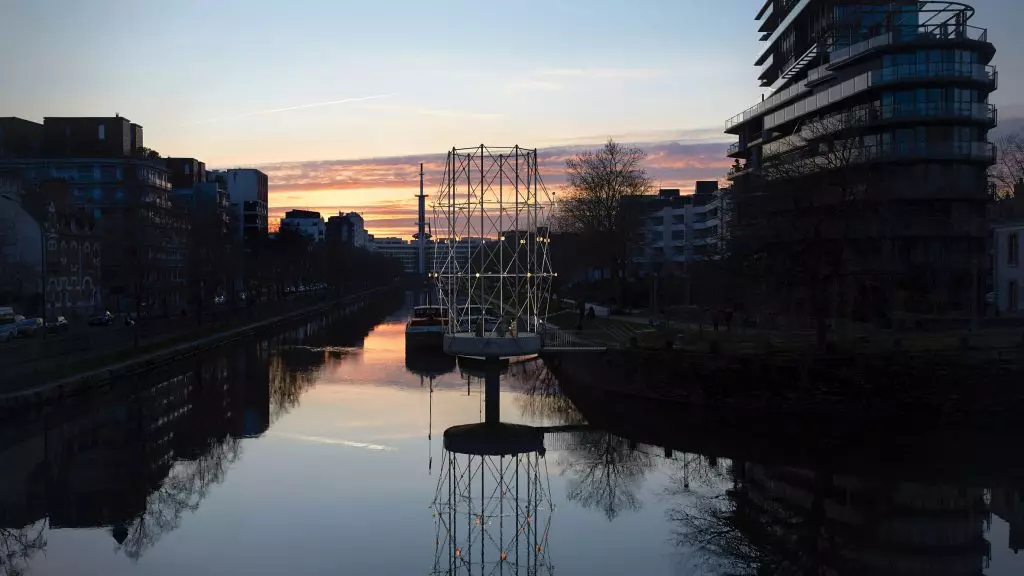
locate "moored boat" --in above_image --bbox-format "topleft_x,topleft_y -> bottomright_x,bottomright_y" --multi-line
405,305 -> 448,350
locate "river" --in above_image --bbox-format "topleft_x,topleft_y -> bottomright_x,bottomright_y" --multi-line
2,290 -> 1024,575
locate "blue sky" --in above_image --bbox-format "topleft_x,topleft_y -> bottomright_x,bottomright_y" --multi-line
2,0 -> 1022,234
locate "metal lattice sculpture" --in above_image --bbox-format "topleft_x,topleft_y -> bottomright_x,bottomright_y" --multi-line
431,145 -> 555,358
432,446 -> 553,576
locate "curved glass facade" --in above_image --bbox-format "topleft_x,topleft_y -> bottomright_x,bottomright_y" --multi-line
727,0 -> 998,316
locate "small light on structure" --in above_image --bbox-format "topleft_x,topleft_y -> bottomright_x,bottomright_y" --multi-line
527,272 -> 532,277
520,239 -> 526,244
500,552 -> 508,561
455,547 -> 462,558
536,545 -> 543,553
501,236 -> 506,241
475,515 -> 482,525
475,273 -> 481,278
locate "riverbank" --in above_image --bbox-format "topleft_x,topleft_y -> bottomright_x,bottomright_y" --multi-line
542,345 -> 1024,427
545,307 -> 1024,357
0,286 -> 395,410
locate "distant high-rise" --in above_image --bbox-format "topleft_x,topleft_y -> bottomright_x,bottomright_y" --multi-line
726,1 -> 997,317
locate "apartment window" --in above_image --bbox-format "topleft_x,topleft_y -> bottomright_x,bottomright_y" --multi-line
98,125 -> 106,140
1010,281 -> 1018,311
1008,232 -> 1019,266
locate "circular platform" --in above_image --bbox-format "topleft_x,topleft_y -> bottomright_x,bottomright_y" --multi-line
443,422 -> 545,456
443,333 -> 543,358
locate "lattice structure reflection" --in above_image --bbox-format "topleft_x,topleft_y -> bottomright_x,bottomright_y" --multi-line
432,449 -> 554,576
431,145 -> 554,336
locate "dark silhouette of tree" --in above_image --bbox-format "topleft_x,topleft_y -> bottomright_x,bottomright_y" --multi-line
0,523 -> 46,576
115,436 -> 241,561
732,110 -> 881,345
667,462 -> 845,576
507,360 -> 586,425
559,432 -> 654,521
557,140 -> 654,303
991,129 -> 1024,199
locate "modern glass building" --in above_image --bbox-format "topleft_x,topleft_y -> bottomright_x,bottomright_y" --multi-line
726,1 -> 997,318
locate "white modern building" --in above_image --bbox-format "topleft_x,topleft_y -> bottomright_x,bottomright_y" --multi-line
280,209 -> 325,242
627,182 -> 730,274
374,237 -> 418,272
993,221 -> 1024,315
209,168 -> 268,244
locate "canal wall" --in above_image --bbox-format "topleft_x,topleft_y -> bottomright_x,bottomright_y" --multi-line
541,346 -> 1024,427
0,286 -> 397,410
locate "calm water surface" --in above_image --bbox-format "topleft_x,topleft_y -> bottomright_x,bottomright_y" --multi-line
4,292 -> 1024,575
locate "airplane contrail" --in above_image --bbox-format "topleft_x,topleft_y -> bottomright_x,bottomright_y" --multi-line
195,93 -> 397,124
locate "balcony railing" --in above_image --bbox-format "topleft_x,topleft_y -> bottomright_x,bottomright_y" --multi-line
874,63 -> 997,87
727,142 -> 743,157
731,3 -> 993,133
776,141 -> 996,172
829,25 -> 990,68
726,79 -> 810,131
761,63 -> 997,131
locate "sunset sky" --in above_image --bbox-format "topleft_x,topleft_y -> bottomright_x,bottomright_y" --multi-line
3,0 -> 1023,238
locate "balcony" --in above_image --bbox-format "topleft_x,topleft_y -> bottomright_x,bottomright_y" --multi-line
761,64 -> 997,132
829,24 -> 990,69
727,141 -> 745,158
725,79 -> 811,132
796,141 -> 997,169
873,63 -> 998,90
726,164 -> 758,181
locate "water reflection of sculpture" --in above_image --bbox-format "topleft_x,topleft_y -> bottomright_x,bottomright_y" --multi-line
431,357 -> 554,575
432,427 -> 553,576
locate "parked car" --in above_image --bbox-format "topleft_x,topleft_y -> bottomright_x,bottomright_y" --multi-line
0,307 -> 17,342
89,311 -> 115,326
46,316 -> 69,334
15,315 -> 44,337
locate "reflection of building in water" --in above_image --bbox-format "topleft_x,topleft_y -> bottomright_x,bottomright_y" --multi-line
733,464 -> 992,574
0,343 -> 272,554
990,488 -> 1024,554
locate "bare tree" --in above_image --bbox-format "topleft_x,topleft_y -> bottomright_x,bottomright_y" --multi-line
116,436 -> 242,561
559,431 -> 654,521
506,360 -> 587,425
991,129 -> 1024,199
558,140 -> 654,303
0,523 -> 46,576
736,109 -> 880,348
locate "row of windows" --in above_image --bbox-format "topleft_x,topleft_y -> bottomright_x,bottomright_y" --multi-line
882,49 -> 981,68
764,121 -> 986,159
883,88 -> 983,107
